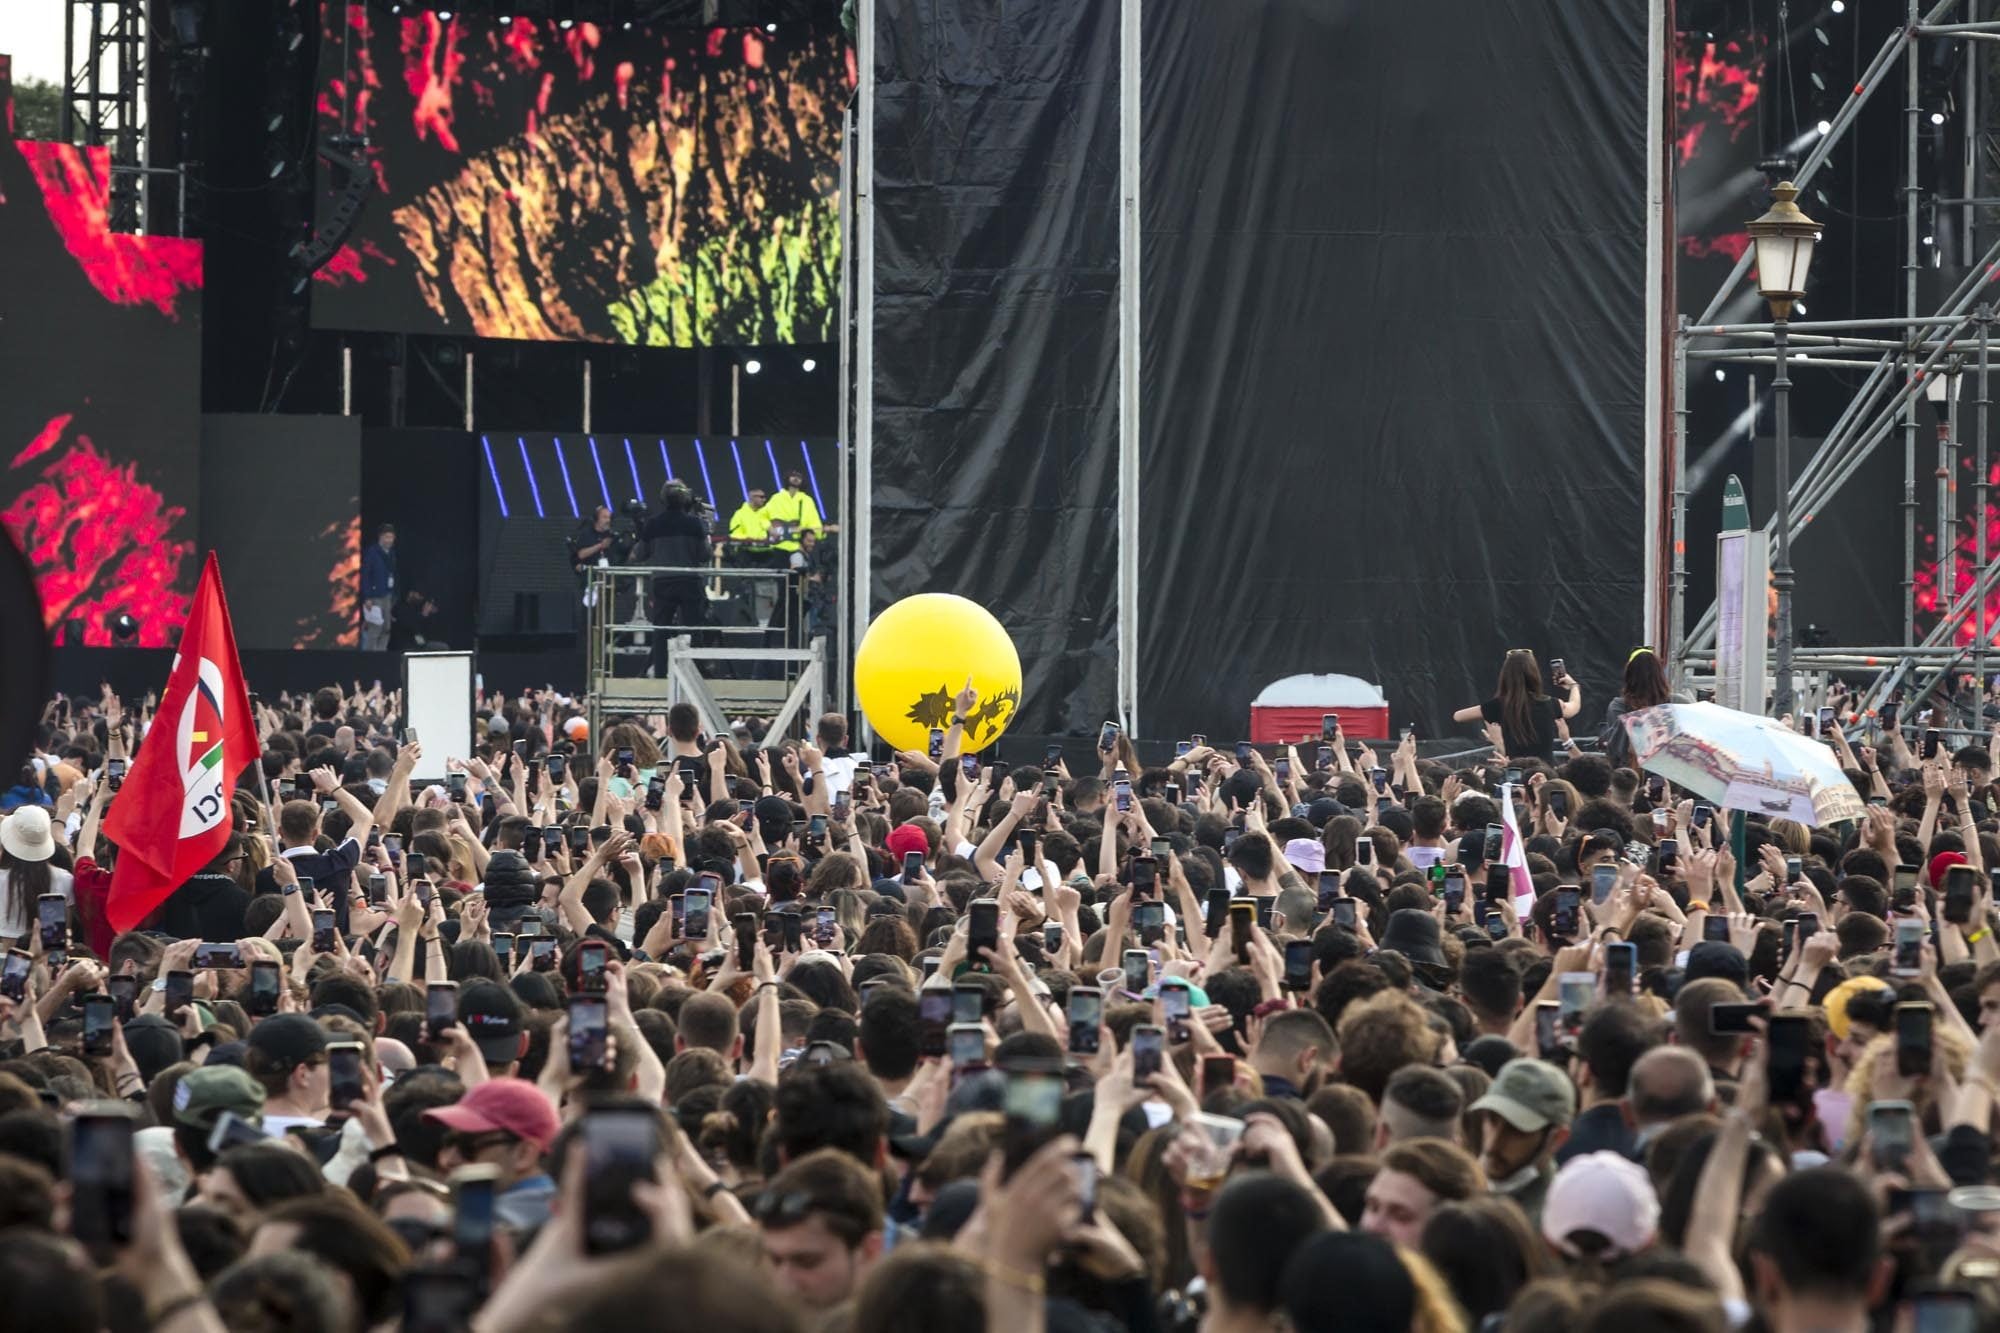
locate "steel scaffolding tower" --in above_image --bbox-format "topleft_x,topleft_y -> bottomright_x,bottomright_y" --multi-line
1671,0 -> 2000,734
60,0 -> 148,233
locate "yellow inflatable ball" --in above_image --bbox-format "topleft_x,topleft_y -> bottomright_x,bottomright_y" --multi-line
855,593 -> 1022,756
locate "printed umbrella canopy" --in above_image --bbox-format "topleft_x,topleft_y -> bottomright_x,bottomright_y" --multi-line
1620,701 -> 1865,827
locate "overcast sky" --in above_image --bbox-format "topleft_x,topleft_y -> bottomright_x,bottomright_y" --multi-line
3,6 -> 75,86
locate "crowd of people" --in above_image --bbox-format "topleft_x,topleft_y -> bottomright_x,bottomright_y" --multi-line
4,648 -> 2000,1332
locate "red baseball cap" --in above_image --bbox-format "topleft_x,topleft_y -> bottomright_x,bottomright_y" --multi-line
886,823 -> 930,860
1929,850 -> 1968,888
422,1077 -> 560,1151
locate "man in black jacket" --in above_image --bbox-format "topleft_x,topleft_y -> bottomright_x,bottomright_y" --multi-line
638,480 -> 713,677
154,833 -> 255,942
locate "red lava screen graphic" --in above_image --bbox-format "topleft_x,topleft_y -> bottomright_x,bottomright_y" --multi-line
0,123 -> 205,647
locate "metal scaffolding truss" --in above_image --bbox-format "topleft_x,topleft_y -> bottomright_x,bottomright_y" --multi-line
60,0 -> 148,233
1671,0 -> 2000,730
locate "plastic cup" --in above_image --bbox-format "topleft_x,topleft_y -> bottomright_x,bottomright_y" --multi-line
1184,1112 -> 1245,1191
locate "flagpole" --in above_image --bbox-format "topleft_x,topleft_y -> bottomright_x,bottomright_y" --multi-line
246,743 -> 279,849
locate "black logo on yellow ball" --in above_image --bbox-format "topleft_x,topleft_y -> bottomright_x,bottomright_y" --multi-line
906,685 -> 1020,747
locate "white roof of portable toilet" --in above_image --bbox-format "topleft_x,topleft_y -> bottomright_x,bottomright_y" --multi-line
1251,674 -> 1387,708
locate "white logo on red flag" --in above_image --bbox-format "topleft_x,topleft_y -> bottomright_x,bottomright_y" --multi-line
176,657 -> 232,839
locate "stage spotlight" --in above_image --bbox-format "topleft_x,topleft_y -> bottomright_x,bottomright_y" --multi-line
744,358 -> 763,375
1924,233 -> 1936,246
500,13 -> 511,22
766,22 -> 778,31
1816,120 -> 1831,135
1715,368 -> 1727,382
801,357 -> 817,372
438,9 -> 452,19
108,612 -> 139,644
1830,0 -> 1844,11
560,17 -> 574,28
1932,110 -> 1947,125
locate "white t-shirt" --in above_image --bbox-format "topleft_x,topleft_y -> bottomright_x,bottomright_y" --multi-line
822,754 -> 859,797
0,866 -> 74,940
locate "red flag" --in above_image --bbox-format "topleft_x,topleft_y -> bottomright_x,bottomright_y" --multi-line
103,554 -> 258,932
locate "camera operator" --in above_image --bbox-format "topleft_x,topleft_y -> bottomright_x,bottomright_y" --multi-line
570,506 -> 626,580
569,504 -> 638,617
636,480 -> 711,677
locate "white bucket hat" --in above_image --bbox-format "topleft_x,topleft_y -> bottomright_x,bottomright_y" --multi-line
1,806 -> 57,863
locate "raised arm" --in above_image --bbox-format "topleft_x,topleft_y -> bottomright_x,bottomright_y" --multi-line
558,833 -> 625,937
371,742 -> 422,829
750,966 -> 782,1085
313,766 -> 377,846
975,792 -> 1035,884
77,777 -> 112,861
1920,761 -> 1945,851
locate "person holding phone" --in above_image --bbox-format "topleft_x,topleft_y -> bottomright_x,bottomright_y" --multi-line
1451,649 -> 1579,761
253,749 -> 408,931
242,1014 -> 333,1134
423,1078 -> 564,1230
0,804 -> 73,944
1596,647 -> 1683,768
554,831 -> 639,957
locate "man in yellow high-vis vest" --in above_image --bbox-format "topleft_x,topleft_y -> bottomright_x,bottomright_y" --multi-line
764,470 -> 824,554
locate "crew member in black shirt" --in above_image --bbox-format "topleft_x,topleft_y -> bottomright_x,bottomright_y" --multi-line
570,505 -> 629,584
638,480 -> 713,677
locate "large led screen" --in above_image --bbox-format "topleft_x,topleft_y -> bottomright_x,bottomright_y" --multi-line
0,117 -> 204,647
312,6 -> 850,346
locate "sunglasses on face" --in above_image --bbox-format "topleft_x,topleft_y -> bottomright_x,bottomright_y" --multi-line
753,1190 -> 819,1226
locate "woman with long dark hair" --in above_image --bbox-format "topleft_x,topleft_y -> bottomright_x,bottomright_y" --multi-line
1599,647 -> 1686,768
0,805 -> 72,945
1454,650 -> 1579,761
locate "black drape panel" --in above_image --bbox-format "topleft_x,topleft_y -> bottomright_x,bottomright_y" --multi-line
872,0 -> 1121,738
360,430 -> 480,649
1139,0 -> 1648,741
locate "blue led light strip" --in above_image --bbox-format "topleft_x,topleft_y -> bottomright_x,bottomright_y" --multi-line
692,438 -> 718,511
517,437 -> 545,518
588,436 -> 613,511
481,435 -> 509,518
552,436 -> 580,518
729,438 -> 751,502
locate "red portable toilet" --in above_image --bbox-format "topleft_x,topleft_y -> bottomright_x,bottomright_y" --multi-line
1249,674 -> 1390,745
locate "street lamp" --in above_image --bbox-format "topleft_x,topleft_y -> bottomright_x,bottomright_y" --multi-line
1746,180 -> 1819,718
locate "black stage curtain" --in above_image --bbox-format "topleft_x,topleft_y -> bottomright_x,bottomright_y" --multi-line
1139,0 -> 1648,740
360,430 -> 480,649
201,415 -> 362,650
871,0 -> 1122,737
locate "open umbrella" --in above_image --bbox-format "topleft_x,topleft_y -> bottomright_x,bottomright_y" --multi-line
1620,701 -> 1865,827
